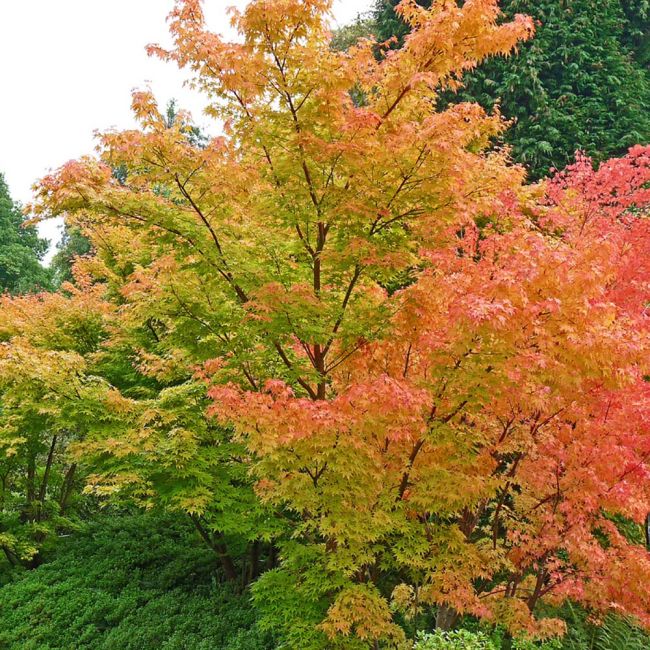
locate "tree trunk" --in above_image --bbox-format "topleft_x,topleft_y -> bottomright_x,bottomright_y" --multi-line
23,454 -> 36,523
247,540 -> 260,583
59,463 -> 77,515
435,603 -> 458,631
213,536 -> 237,582
268,544 -> 278,570
36,434 -> 58,522
2,546 -> 17,566
189,515 -> 238,581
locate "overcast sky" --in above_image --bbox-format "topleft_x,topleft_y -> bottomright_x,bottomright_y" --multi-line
0,0 -> 372,259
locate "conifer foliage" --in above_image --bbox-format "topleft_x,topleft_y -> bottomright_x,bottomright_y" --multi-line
0,174 -> 50,294
373,0 -> 650,179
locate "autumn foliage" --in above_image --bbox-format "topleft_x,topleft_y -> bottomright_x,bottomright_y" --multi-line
1,0 -> 649,647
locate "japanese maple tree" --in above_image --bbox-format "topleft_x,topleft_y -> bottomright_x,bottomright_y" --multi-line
0,279 -> 114,566
26,0 -> 650,647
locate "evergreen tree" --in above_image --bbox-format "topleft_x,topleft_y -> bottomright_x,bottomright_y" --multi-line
373,0 -> 650,178
330,14 -> 377,52
373,0 -> 432,45
0,174 -> 51,294
50,226 -> 92,287
621,0 -> 650,66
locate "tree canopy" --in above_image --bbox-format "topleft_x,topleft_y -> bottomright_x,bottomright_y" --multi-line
0,174 -> 51,294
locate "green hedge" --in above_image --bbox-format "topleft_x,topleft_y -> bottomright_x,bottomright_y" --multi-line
0,513 -> 273,650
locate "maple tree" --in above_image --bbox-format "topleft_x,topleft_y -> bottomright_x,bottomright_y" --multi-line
0,279 -> 113,566
16,0 -> 650,647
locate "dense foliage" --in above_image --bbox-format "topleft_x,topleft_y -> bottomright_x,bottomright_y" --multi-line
414,629 -> 500,650
0,0 -> 649,648
0,513 -> 272,650
0,282 -> 114,567
372,0 -> 650,178
0,173 -> 51,294
50,225 -> 92,287
48,101 -> 204,289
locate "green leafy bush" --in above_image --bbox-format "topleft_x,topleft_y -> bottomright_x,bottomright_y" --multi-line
0,512 -> 273,650
414,629 -> 497,650
552,603 -> 650,650
512,636 -> 562,650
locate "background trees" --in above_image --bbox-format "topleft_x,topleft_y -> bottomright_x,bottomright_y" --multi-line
0,173 -> 51,294
50,226 -> 92,287
371,0 -> 650,179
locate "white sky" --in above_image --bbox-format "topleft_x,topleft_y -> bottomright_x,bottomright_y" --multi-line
0,0 -> 372,260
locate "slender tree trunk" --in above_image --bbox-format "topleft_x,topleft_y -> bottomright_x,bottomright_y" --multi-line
435,603 -> 458,631
36,434 -> 58,522
23,453 -> 36,523
268,544 -> 278,570
2,546 -> 17,566
0,473 -> 7,507
189,515 -> 237,581
59,463 -> 77,516
214,537 -> 237,582
247,540 -> 260,583
527,566 -> 547,613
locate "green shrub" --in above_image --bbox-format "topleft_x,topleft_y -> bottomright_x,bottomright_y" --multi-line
414,629 -> 497,650
414,627 -> 564,650
0,512 -> 273,650
553,602 -> 650,650
511,636 -> 562,650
